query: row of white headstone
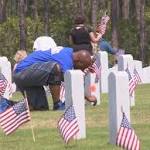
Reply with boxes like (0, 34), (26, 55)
(63, 51), (150, 144)
(0, 52), (150, 145)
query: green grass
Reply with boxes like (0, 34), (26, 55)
(0, 84), (150, 150)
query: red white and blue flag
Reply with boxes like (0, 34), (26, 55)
(58, 106), (79, 143)
(0, 73), (13, 97)
(59, 82), (65, 102)
(116, 112), (140, 150)
(133, 68), (142, 84)
(97, 15), (110, 35)
(0, 73), (8, 97)
(125, 67), (136, 96)
(84, 56), (101, 83)
(0, 99), (31, 135)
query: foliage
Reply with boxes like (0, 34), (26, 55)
(117, 20), (139, 59)
(0, 17), (19, 63)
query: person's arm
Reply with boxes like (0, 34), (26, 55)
(89, 31), (102, 43)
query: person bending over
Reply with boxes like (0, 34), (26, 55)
(13, 47), (96, 111)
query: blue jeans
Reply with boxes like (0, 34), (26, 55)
(99, 38), (117, 55)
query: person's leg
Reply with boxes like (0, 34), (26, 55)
(99, 38), (117, 55)
(25, 86), (49, 111)
(13, 61), (64, 110)
(48, 64), (65, 110)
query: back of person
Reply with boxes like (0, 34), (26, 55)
(70, 25), (93, 54)
(71, 26), (92, 45)
(15, 47), (74, 73)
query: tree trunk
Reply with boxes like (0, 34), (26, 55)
(19, 0), (26, 50)
(32, 0), (38, 19)
(139, 0), (145, 64)
(79, 0), (85, 16)
(44, 0), (49, 35)
(0, 0), (8, 23)
(111, 0), (119, 48)
(91, 0), (97, 29)
(122, 0), (129, 19)
(135, 0), (145, 64)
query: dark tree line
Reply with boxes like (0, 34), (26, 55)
(0, 0), (149, 65)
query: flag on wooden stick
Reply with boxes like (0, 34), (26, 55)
(125, 67), (136, 96)
(58, 105), (79, 143)
(116, 112), (140, 150)
(0, 99), (31, 135)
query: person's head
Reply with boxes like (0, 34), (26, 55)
(14, 50), (27, 63)
(73, 50), (93, 71)
(74, 14), (85, 25)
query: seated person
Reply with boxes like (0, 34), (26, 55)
(69, 14), (102, 55)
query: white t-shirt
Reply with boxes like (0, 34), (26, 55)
(33, 36), (57, 51)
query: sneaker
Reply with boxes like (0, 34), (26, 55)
(53, 101), (65, 111)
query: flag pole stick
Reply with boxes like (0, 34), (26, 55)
(24, 92), (36, 142)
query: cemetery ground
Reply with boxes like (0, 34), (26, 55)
(0, 84), (150, 150)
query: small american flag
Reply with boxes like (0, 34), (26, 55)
(84, 56), (101, 83)
(116, 112), (140, 150)
(58, 106), (79, 143)
(0, 73), (13, 97)
(125, 67), (136, 96)
(0, 73), (8, 97)
(97, 15), (110, 35)
(133, 68), (142, 84)
(0, 100), (31, 135)
(59, 82), (65, 102)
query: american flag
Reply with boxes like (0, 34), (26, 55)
(58, 106), (79, 143)
(97, 15), (110, 35)
(84, 56), (101, 83)
(116, 112), (140, 150)
(59, 82), (65, 102)
(0, 100), (31, 135)
(0, 73), (13, 97)
(125, 67), (136, 96)
(0, 73), (8, 97)
(133, 68), (142, 84)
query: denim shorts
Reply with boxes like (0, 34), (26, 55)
(13, 61), (62, 88)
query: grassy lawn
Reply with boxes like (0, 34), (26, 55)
(0, 84), (150, 150)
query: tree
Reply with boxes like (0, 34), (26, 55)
(79, 0), (85, 16)
(91, 0), (97, 29)
(19, 0), (26, 50)
(111, 0), (119, 48)
(135, 0), (145, 64)
(0, 0), (8, 23)
(44, 0), (49, 35)
(121, 0), (129, 19)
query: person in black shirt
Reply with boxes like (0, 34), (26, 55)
(69, 15), (102, 55)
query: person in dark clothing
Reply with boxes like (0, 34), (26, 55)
(69, 15), (102, 55)
(13, 47), (96, 111)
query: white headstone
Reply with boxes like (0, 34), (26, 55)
(97, 51), (109, 93)
(84, 73), (100, 105)
(108, 71), (130, 144)
(118, 54), (135, 106)
(64, 70), (86, 139)
(0, 57), (12, 98)
(133, 60), (143, 84)
(142, 66), (150, 84)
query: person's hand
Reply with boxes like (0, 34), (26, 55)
(85, 95), (97, 106)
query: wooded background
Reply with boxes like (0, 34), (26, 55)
(0, 0), (150, 66)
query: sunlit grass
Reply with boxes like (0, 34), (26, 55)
(0, 84), (150, 150)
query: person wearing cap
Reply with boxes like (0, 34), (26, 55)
(13, 47), (96, 111)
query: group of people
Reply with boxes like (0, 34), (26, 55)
(11, 14), (124, 111)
